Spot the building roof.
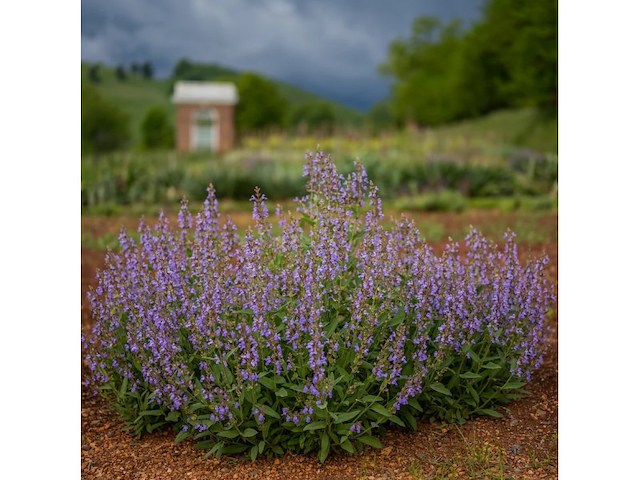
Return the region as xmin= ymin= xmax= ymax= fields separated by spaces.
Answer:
xmin=172 ymin=81 xmax=239 ymax=105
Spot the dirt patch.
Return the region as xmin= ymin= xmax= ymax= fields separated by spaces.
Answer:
xmin=81 ymin=217 xmax=558 ymax=480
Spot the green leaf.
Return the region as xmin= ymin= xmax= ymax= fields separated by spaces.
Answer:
xmin=194 ymin=440 xmax=216 ymax=450
xmin=402 ymin=412 xmax=418 ymax=431
xmin=361 ymin=395 xmax=383 ymax=403
xmin=468 ymin=349 xmax=481 ymax=363
xmin=369 ymin=403 xmax=392 ymax=418
xmin=334 ymin=410 xmax=361 ymax=424
xmin=501 ymin=381 xmax=527 ymax=390
xmin=477 ymin=408 xmax=503 ymax=418
xmin=258 ymin=376 xmax=276 ymax=390
xmin=389 ymin=310 xmax=405 ymax=327
xmin=326 ymin=316 xmax=341 ymax=336
xmin=165 ymin=411 xmax=180 ymax=422
xmin=258 ymin=440 xmax=266 ymax=454
xmin=217 ymin=429 xmax=240 ymax=439
xmin=483 ymin=362 xmax=502 ymax=370
xmin=275 ymin=387 xmax=288 ymax=398
xmin=203 ymin=442 xmax=223 ymax=460
xmin=242 ymin=428 xmax=258 ymax=438
xmin=430 ymin=382 xmax=452 ymax=396
xmin=459 ymin=372 xmax=482 ymax=379
xmin=261 ymin=405 xmax=280 ymax=419
xmin=408 ymin=398 xmax=423 ymax=413
xmin=138 ymin=409 xmax=163 ymax=417
xmin=304 ymin=421 xmax=326 ymax=431
xmin=319 ymin=433 xmax=330 ymax=463
xmin=119 ymin=377 xmax=128 ymax=397
xmin=174 ymin=429 xmax=190 ymax=445
xmin=358 ymin=435 xmax=382 ymax=449
xmin=468 ymin=385 xmax=480 ymax=405
xmin=250 ymin=445 xmax=259 ymax=461
xmin=340 ymin=438 xmax=355 ymax=453
xmin=388 ymin=415 xmax=406 ymax=427
xmin=222 ymin=444 xmax=249 ymax=454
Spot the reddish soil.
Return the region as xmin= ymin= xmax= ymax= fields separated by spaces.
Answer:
xmin=81 ymin=212 xmax=557 ymax=480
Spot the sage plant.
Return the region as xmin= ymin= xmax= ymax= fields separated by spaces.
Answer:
xmin=84 ymin=151 xmax=553 ymax=462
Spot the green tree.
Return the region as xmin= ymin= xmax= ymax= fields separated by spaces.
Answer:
xmin=82 ymin=85 xmax=131 ymax=154
xmin=489 ymin=0 xmax=558 ymax=108
xmin=88 ymin=64 xmax=101 ymax=83
xmin=366 ymin=100 xmax=395 ymax=132
xmin=234 ymin=73 xmax=288 ymax=133
xmin=141 ymin=61 xmax=154 ymax=79
xmin=115 ymin=65 xmax=127 ymax=81
xmin=141 ymin=107 xmax=174 ymax=150
xmin=380 ymin=0 xmax=557 ymax=126
xmin=287 ymin=101 xmax=336 ymax=132
xmin=380 ymin=17 xmax=465 ymax=126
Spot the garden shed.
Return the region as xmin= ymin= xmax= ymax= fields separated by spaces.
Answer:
xmin=171 ymin=81 xmax=238 ymax=153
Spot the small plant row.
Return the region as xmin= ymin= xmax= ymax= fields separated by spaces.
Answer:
xmin=84 ymin=151 xmax=553 ymax=462
xmin=81 ymin=150 xmax=557 ymax=209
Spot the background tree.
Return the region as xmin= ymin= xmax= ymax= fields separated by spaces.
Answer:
xmin=82 ymin=85 xmax=131 ymax=154
xmin=115 ymin=64 xmax=127 ymax=81
xmin=141 ymin=61 xmax=154 ymax=80
xmin=141 ymin=106 xmax=174 ymax=150
xmin=380 ymin=0 xmax=557 ymax=126
xmin=88 ymin=64 xmax=101 ymax=83
xmin=380 ymin=17 xmax=465 ymax=126
xmin=287 ymin=101 xmax=336 ymax=133
xmin=234 ymin=73 xmax=288 ymax=134
xmin=365 ymin=100 xmax=395 ymax=132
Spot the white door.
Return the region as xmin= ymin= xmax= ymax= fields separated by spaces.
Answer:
xmin=191 ymin=108 xmax=219 ymax=151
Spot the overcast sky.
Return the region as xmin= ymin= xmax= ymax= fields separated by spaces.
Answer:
xmin=82 ymin=0 xmax=483 ymax=111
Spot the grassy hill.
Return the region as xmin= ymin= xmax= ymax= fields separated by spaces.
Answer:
xmin=436 ymin=108 xmax=557 ymax=154
xmin=81 ymin=62 xmax=363 ymax=146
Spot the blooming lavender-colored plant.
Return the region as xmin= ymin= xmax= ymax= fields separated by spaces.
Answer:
xmin=84 ymin=150 xmax=553 ymax=462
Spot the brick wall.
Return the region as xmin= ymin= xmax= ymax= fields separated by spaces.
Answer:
xmin=175 ymin=103 xmax=235 ymax=153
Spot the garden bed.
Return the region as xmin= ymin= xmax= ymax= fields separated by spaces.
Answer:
xmin=81 ymin=235 xmax=557 ymax=480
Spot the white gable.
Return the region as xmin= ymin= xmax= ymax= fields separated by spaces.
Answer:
xmin=172 ymin=81 xmax=238 ymax=105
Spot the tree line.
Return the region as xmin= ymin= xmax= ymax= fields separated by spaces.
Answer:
xmin=379 ymin=0 xmax=557 ymax=127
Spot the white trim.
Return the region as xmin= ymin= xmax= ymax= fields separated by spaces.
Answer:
xmin=172 ymin=81 xmax=238 ymax=105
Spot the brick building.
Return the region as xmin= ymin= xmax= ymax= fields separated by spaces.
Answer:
xmin=171 ymin=81 xmax=239 ymax=153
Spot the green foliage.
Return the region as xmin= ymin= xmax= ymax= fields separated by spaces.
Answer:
xmin=81 ymin=63 xmax=174 ymax=147
xmin=393 ymin=190 xmax=467 ymax=213
xmin=366 ymin=101 xmax=396 ymax=132
xmin=381 ymin=17 xmax=466 ymax=125
xmin=141 ymin=106 xmax=174 ymax=150
xmin=141 ymin=61 xmax=154 ymax=80
xmin=287 ymin=101 xmax=337 ymax=133
xmin=235 ymin=73 xmax=289 ymax=133
xmin=172 ymin=58 xmax=238 ymax=81
xmin=480 ymin=0 xmax=558 ymax=108
xmin=381 ymin=0 xmax=557 ymax=126
xmin=81 ymin=135 xmax=557 ymax=209
xmin=88 ymin=64 xmax=101 ymax=83
xmin=115 ymin=65 xmax=127 ymax=81
xmin=82 ymin=85 xmax=131 ymax=154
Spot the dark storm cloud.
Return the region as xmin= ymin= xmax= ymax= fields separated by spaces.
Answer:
xmin=81 ymin=0 xmax=482 ymax=110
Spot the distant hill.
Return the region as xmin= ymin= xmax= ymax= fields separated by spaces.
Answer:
xmin=81 ymin=61 xmax=363 ymax=146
